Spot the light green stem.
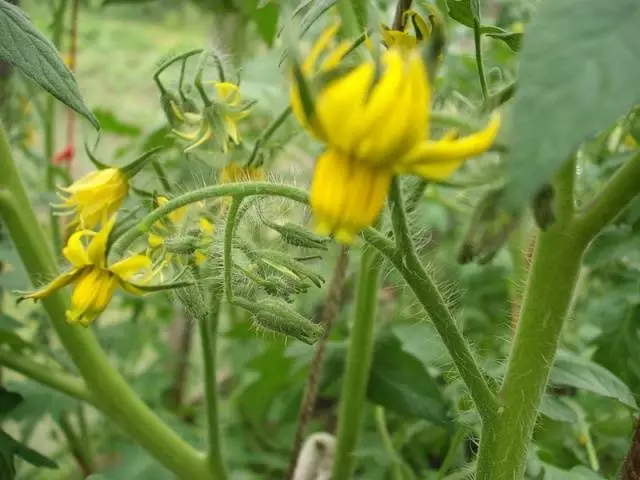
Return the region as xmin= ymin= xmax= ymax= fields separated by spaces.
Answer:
xmin=375 ymin=407 xmax=415 ymax=480
xmin=0 ymin=349 xmax=94 ymax=406
xmin=387 ymin=179 xmax=498 ymax=421
xmin=198 ymin=289 xmax=228 ymax=479
xmin=475 ymin=161 xmax=579 ymax=479
xmin=110 ymin=182 xmax=307 ymax=259
xmin=472 ymin=6 xmax=488 ymax=101
xmin=0 ymin=120 xmax=211 ymax=479
xmin=476 ymin=153 xmax=640 ymax=478
xmin=332 ymin=223 xmax=383 ymax=479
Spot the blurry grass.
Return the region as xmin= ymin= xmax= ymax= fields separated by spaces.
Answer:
xmin=25 ymin=1 xmax=211 ymax=125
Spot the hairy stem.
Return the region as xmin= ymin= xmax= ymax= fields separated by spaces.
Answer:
xmin=388 ymin=179 xmax=498 ymax=421
xmin=475 ymin=161 xmax=578 ymax=479
xmin=332 ymin=226 xmax=383 ymax=479
xmin=572 ymin=152 xmax=640 ymax=243
xmin=0 ymin=120 xmax=211 ymax=479
xmin=199 ymin=289 xmax=228 ymax=479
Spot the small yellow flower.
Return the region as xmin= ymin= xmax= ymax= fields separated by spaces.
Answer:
xmin=290 ymin=25 xmax=501 ymax=243
xmin=57 ymin=168 xmax=129 ymax=229
xmin=381 ymin=10 xmax=431 ymax=50
xmin=19 ymin=216 xmax=152 ymax=327
xmin=172 ymin=82 xmax=252 ymax=153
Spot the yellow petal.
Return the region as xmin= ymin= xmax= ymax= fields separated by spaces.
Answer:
xmin=148 ymin=232 xmax=165 ymax=248
xmin=109 ymin=255 xmax=152 ymax=282
xmin=19 ymin=268 xmax=83 ymax=301
xmin=62 ymin=230 xmax=94 ymax=266
xmin=224 ymin=116 xmax=240 ymax=144
xmin=195 ymin=250 xmax=207 ymax=266
xmin=87 ymin=216 xmax=117 ymax=267
xmin=66 ymin=269 xmax=118 ymax=326
xmin=184 ymin=123 xmax=213 ymax=152
xmin=303 ymin=22 xmax=340 ymax=73
xmin=399 ymin=113 xmax=501 ymax=177
xmin=200 ymin=217 xmax=215 ymax=235
xmin=215 ymin=82 xmax=241 ymax=106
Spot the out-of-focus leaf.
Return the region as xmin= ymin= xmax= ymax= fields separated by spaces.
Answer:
xmin=504 ymin=0 xmax=640 ymax=209
xmin=484 ymin=29 xmax=522 ymax=52
xmin=93 ymin=108 xmax=142 ymax=137
xmin=367 ymin=331 xmax=450 ymax=427
xmin=0 ymin=389 xmax=22 ymax=419
xmin=550 ymin=351 xmax=638 ymax=410
xmin=0 ymin=315 xmax=20 ymax=331
xmin=98 ymin=443 xmax=171 ymax=479
xmin=0 ymin=2 xmax=98 ymax=128
xmin=242 ymin=0 xmax=280 ymax=47
xmin=541 ymin=463 xmax=607 ymax=480
xmin=445 ymin=0 xmax=478 ymax=27
xmin=539 ymin=395 xmax=578 ymax=423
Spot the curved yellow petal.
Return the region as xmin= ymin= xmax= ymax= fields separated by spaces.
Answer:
xmin=62 ymin=230 xmax=94 ymax=266
xmin=19 ymin=268 xmax=83 ymax=301
xmin=399 ymin=113 xmax=501 ymax=174
xmin=303 ymin=22 xmax=340 ymax=73
xmin=66 ymin=269 xmax=118 ymax=326
xmin=87 ymin=216 xmax=117 ymax=267
xmin=109 ymin=255 xmax=152 ymax=282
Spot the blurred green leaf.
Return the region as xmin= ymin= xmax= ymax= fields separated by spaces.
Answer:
xmin=484 ymin=29 xmax=522 ymax=52
xmin=367 ymin=331 xmax=450 ymax=427
xmin=539 ymin=395 xmax=578 ymax=423
xmin=0 ymin=388 xmax=22 ymax=419
xmin=0 ymin=315 xmax=20 ymax=331
xmin=93 ymin=108 xmax=142 ymax=137
xmin=0 ymin=2 xmax=98 ymax=128
xmin=550 ymin=352 xmax=638 ymax=409
xmin=540 ymin=463 xmax=607 ymax=479
xmin=504 ymin=0 xmax=640 ymax=209
xmin=445 ymin=0 xmax=478 ymax=26
xmin=242 ymin=0 xmax=280 ymax=46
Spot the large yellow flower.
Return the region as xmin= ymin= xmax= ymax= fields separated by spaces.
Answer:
xmin=57 ymin=168 xmax=129 ymax=229
xmin=19 ymin=216 xmax=152 ymax=327
xmin=290 ymin=25 xmax=501 ymax=243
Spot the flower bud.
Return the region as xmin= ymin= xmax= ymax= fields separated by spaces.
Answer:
xmin=458 ymin=187 xmax=520 ymax=264
xmin=235 ymin=297 xmax=323 ymax=344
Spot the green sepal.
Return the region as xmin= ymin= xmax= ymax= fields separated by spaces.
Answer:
xmin=121 ymin=146 xmax=164 ymax=178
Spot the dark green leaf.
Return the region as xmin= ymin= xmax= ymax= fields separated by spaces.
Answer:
xmin=0 ymin=430 xmax=57 ymax=470
xmin=0 ymin=2 xmax=98 ymax=128
xmin=367 ymin=331 xmax=450 ymax=426
xmin=445 ymin=0 xmax=477 ymax=27
xmin=0 ymin=388 xmax=22 ymax=418
xmin=504 ymin=0 xmax=640 ymax=209
xmin=93 ymin=108 xmax=142 ymax=137
xmin=550 ymin=352 xmax=638 ymax=409
xmin=243 ymin=0 xmax=280 ymax=47
xmin=485 ymin=30 xmax=522 ymax=52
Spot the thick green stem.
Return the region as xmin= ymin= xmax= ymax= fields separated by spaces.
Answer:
xmin=332 ymin=225 xmax=383 ymax=479
xmin=0 ymin=349 xmax=94 ymax=406
xmin=0 ymin=121 xmax=210 ymax=479
xmin=572 ymin=152 xmax=640 ymax=243
xmin=387 ymin=179 xmax=498 ymax=421
xmin=198 ymin=290 xmax=228 ymax=479
xmin=475 ymin=161 xmax=578 ymax=479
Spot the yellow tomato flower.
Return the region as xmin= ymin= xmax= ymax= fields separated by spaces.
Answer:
xmin=290 ymin=25 xmax=501 ymax=243
xmin=381 ymin=10 xmax=431 ymax=50
xmin=19 ymin=216 xmax=152 ymax=327
xmin=57 ymin=168 xmax=129 ymax=229
xmin=173 ymin=82 xmax=251 ymax=153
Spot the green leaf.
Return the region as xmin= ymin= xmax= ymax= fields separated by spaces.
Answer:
xmin=0 ymin=314 xmax=20 ymax=331
xmin=484 ymin=30 xmax=522 ymax=52
xmin=539 ymin=395 xmax=578 ymax=423
xmin=0 ymin=388 xmax=22 ymax=419
xmin=243 ymin=0 xmax=280 ymax=47
xmin=0 ymin=430 xmax=57 ymax=470
xmin=93 ymin=108 xmax=141 ymax=137
xmin=504 ymin=0 xmax=640 ymax=209
xmin=445 ymin=0 xmax=478 ymax=27
xmin=550 ymin=351 xmax=638 ymax=410
xmin=367 ymin=331 xmax=450 ymax=427
xmin=0 ymin=1 xmax=99 ymax=129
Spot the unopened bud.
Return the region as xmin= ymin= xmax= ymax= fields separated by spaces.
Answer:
xmin=164 ymin=235 xmax=200 ymax=255
xmin=458 ymin=187 xmax=520 ymax=264
xmin=258 ymin=249 xmax=325 ymax=287
xmin=268 ymin=222 xmax=329 ymax=250
xmin=235 ymin=297 xmax=323 ymax=344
